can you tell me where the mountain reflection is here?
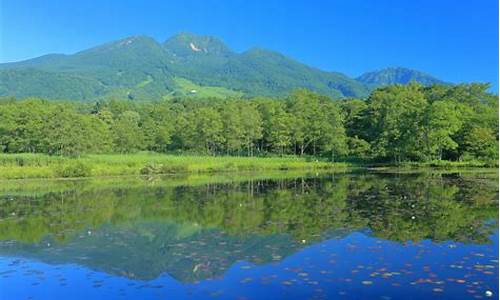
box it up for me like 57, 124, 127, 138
0, 171, 497, 281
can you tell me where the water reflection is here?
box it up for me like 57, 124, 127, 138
0, 170, 498, 299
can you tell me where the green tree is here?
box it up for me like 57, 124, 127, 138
268, 105, 293, 154
81, 115, 114, 153
367, 83, 427, 162
424, 101, 462, 160
347, 136, 371, 160
195, 107, 224, 154
0, 99, 49, 153
240, 102, 263, 156
220, 102, 245, 154
288, 89, 326, 155
112, 111, 144, 153
341, 98, 369, 139
320, 101, 348, 161
463, 126, 498, 160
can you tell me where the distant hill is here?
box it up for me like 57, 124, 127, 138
356, 67, 445, 87
0, 33, 446, 101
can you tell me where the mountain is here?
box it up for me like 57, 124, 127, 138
164, 31, 233, 57
356, 67, 445, 87
0, 221, 309, 281
0, 33, 445, 101
0, 35, 177, 100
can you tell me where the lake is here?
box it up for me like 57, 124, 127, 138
0, 170, 498, 300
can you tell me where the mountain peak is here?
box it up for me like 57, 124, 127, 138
356, 67, 444, 86
163, 32, 232, 57
74, 35, 161, 57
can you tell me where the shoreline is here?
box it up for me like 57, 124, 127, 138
0, 153, 349, 180
0, 153, 496, 180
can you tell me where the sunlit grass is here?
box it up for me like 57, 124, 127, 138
0, 153, 349, 179
1, 153, 492, 180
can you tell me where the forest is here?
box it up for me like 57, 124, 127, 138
0, 82, 497, 164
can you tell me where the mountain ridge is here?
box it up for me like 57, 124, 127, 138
356, 66, 445, 87
0, 32, 446, 101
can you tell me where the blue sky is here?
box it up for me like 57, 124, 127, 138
1, 0, 498, 89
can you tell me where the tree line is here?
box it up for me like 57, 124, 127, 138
0, 83, 497, 162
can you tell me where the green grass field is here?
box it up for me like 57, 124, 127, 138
0, 153, 494, 180
161, 77, 244, 99
0, 153, 349, 179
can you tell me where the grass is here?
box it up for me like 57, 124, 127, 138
169, 77, 244, 98
0, 153, 349, 179
0, 153, 494, 180
368, 159, 498, 171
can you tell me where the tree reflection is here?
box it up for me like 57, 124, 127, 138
0, 171, 497, 280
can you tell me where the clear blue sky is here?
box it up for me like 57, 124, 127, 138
1, 0, 498, 89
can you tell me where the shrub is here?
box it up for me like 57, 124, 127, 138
140, 163, 189, 175
55, 162, 91, 178
140, 163, 158, 175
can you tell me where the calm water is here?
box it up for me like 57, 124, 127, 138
0, 170, 498, 300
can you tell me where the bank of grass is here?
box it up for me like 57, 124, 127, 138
0, 153, 349, 179
368, 159, 498, 171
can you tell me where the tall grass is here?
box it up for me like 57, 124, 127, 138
371, 159, 498, 169
2, 153, 492, 180
0, 153, 349, 179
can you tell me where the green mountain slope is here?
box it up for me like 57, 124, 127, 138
0, 68, 107, 100
0, 33, 445, 101
162, 33, 369, 98
356, 67, 445, 87
0, 36, 178, 100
